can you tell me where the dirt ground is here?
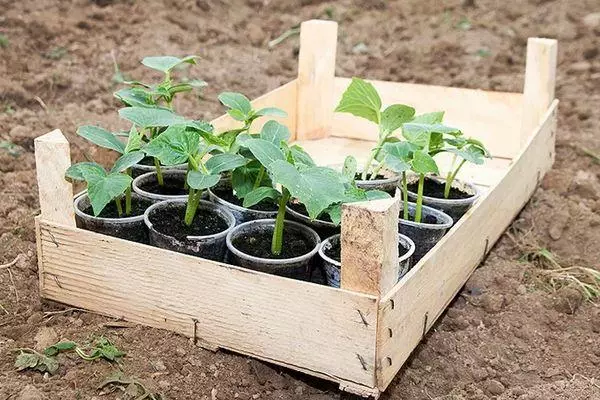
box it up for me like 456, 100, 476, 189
1, 0, 600, 399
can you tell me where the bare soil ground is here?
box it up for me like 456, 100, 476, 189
1, 0, 600, 399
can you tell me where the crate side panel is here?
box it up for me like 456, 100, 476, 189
37, 221, 377, 386
211, 79, 297, 135
376, 101, 557, 389
331, 77, 523, 159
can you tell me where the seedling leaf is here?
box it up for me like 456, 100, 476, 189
342, 155, 357, 181
87, 173, 132, 216
114, 88, 153, 108
44, 341, 77, 356
205, 153, 247, 175
289, 145, 315, 166
380, 104, 415, 134
119, 107, 188, 128
244, 138, 286, 169
144, 125, 199, 165
411, 150, 439, 175
65, 162, 107, 182
77, 125, 125, 154
111, 150, 145, 173
218, 92, 252, 117
242, 187, 280, 208
141, 55, 197, 73
260, 120, 290, 146
411, 111, 445, 124
334, 77, 382, 124
187, 171, 221, 190
254, 107, 287, 118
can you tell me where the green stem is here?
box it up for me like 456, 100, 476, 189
253, 166, 265, 189
370, 159, 386, 180
125, 168, 132, 216
271, 189, 291, 256
402, 171, 409, 220
115, 197, 123, 217
414, 174, 425, 223
444, 159, 466, 199
154, 158, 164, 186
184, 189, 203, 226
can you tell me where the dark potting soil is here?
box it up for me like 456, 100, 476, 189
287, 202, 333, 223
355, 173, 387, 181
83, 197, 152, 218
138, 157, 156, 166
401, 213, 438, 224
324, 238, 409, 263
150, 207, 229, 240
212, 187, 278, 212
232, 229, 311, 259
140, 177, 188, 196
407, 177, 472, 199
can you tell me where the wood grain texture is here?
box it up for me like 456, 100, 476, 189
211, 79, 297, 135
34, 129, 75, 227
331, 77, 524, 159
340, 197, 400, 296
296, 20, 338, 140
375, 100, 558, 390
520, 38, 557, 145
36, 219, 378, 387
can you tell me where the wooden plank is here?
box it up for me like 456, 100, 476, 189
211, 79, 297, 135
520, 38, 557, 146
330, 77, 524, 159
341, 197, 401, 297
34, 129, 75, 226
376, 100, 558, 390
296, 20, 338, 140
36, 220, 378, 387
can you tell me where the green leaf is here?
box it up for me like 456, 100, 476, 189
65, 162, 106, 182
254, 107, 287, 118
110, 150, 145, 173
334, 77, 382, 124
244, 138, 286, 170
41, 356, 59, 374
44, 341, 77, 356
401, 123, 432, 149
114, 88, 153, 108
380, 104, 415, 135
205, 153, 247, 174
411, 150, 439, 175
448, 146, 486, 165
227, 109, 247, 122
218, 92, 252, 117
260, 120, 290, 146
187, 171, 221, 190
141, 55, 197, 73
289, 145, 315, 166
342, 155, 357, 181
270, 162, 345, 219
242, 187, 280, 208
231, 164, 259, 198
382, 142, 416, 173
77, 126, 125, 154
411, 111, 445, 124
87, 173, 133, 216
144, 125, 199, 165
119, 107, 188, 128
15, 353, 40, 371
186, 79, 208, 88
124, 126, 143, 153
365, 190, 391, 201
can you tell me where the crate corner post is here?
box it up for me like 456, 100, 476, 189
296, 19, 338, 141
340, 196, 401, 297
520, 37, 557, 145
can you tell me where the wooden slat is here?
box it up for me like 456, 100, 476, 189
520, 38, 557, 145
36, 219, 378, 387
375, 100, 557, 390
211, 79, 297, 135
34, 129, 75, 226
296, 20, 338, 140
331, 77, 524, 159
341, 197, 401, 297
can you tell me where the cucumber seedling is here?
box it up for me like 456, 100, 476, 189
439, 136, 490, 198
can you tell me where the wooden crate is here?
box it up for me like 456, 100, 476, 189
33, 21, 557, 398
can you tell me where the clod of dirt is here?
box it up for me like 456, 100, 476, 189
569, 170, 600, 200
483, 379, 506, 396
480, 293, 505, 314
553, 287, 584, 314
583, 13, 600, 29
34, 327, 58, 350
548, 208, 570, 240
17, 385, 45, 400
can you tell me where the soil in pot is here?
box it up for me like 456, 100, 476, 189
226, 219, 320, 280
209, 185, 279, 223
286, 201, 339, 239
399, 202, 453, 263
145, 200, 235, 261
131, 156, 187, 178
212, 187, 278, 212
75, 193, 152, 243
406, 176, 480, 223
137, 174, 187, 197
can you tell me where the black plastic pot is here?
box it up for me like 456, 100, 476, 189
144, 199, 236, 261
208, 184, 278, 224
285, 203, 339, 240
225, 219, 320, 280
74, 193, 152, 243
132, 170, 189, 201
318, 233, 416, 288
406, 175, 480, 223
399, 202, 453, 263
131, 157, 187, 178
355, 171, 400, 196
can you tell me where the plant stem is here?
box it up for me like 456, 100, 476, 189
154, 158, 164, 186
253, 166, 265, 189
444, 159, 466, 199
125, 168, 132, 216
115, 197, 123, 217
184, 189, 203, 226
414, 174, 425, 223
271, 189, 290, 256
402, 172, 409, 220
370, 159, 386, 180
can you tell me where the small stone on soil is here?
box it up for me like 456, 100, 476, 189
483, 379, 506, 395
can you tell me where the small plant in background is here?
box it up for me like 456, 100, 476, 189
0, 34, 9, 49
13, 348, 59, 374
0, 140, 23, 157
438, 136, 489, 198
98, 371, 164, 399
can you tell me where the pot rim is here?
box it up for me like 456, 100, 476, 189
285, 204, 337, 228
74, 193, 147, 223
319, 233, 416, 268
399, 201, 453, 229
406, 175, 480, 205
226, 219, 321, 265
132, 160, 188, 171
132, 170, 189, 200
355, 173, 401, 186
144, 199, 236, 240
208, 188, 278, 216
